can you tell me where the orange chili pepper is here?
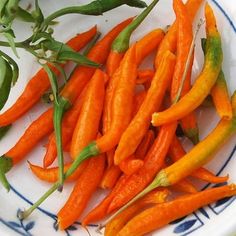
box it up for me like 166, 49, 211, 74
70, 69, 106, 159
57, 153, 105, 230
0, 26, 97, 127
105, 189, 169, 236
114, 51, 176, 165
117, 184, 236, 236
170, 0, 199, 144
29, 162, 80, 183
152, 3, 223, 126
154, 0, 203, 68
211, 70, 233, 120
169, 135, 229, 184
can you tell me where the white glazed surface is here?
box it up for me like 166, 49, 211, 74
0, 0, 236, 235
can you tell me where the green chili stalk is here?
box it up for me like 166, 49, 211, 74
42, 0, 147, 28
112, 0, 160, 53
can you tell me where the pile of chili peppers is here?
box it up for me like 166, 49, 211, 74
0, 0, 236, 235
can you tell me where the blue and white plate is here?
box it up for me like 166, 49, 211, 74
0, 0, 236, 235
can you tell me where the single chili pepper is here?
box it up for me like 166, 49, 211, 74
57, 153, 105, 230
43, 84, 87, 168
154, 0, 203, 68
0, 26, 98, 127
114, 51, 176, 165
105, 189, 169, 236
82, 175, 130, 226
169, 135, 229, 184
119, 155, 144, 176
29, 162, 80, 183
116, 184, 236, 236
5, 108, 54, 166
136, 69, 154, 85
135, 129, 155, 159
70, 69, 105, 159
110, 91, 236, 219
152, 4, 223, 127
108, 121, 177, 214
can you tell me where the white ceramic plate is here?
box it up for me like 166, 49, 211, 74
0, 0, 236, 235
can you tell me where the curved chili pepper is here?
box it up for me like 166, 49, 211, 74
57, 153, 105, 230
105, 189, 169, 236
154, 0, 203, 68
169, 135, 229, 184
170, 0, 199, 144
152, 3, 223, 126
0, 26, 97, 127
116, 184, 236, 236
114, 51, 176, 165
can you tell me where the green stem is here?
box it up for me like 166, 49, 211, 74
112, 0, 159, 53
42, 0, 147, 27
17, 183, 59, 220
54, 98, 70, 190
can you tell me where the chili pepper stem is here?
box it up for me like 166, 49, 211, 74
17, 182, 59, 220
53, 97, 71, 190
